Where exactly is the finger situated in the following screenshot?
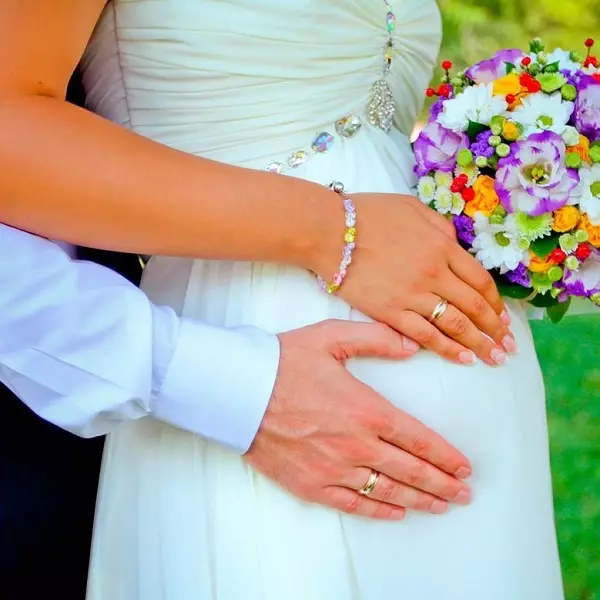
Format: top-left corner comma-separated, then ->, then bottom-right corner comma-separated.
438,276 -> 516,354
366,442 -> 471,505
374,394 -> 472,479
344,468 -> 449,514
393,310 -> 477,366
449,247 -> 509,323
415,294 -> 508,367
320,486 -> 406,521
321,320 -> 420,362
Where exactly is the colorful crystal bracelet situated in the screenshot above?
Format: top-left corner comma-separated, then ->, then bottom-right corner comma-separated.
317,181 -> 357,295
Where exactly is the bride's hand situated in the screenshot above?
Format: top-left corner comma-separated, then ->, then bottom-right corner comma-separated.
314,192 -> 515,367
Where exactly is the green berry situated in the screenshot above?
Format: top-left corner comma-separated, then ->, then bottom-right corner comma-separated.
591,181 -> 600,197
590,145 -> 600,164
496,143 -> 511,158
575,229 -> 590,243
518,237 -> 531,251
561,84 -> 577,101
548,266 -> 564,282
530,38 -> 545,53
475,156 -> 489,168
457,149 -> 474,167
565,256 -> 580,271
565,152 -> 582,169
489,135 -> 502,148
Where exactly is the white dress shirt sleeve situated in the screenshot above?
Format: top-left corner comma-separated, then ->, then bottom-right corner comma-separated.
0,225 -> 280,454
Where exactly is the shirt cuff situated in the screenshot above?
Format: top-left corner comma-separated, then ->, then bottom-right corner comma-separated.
151,319 -> 280,454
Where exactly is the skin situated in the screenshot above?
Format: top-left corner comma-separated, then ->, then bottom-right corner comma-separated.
0,0 -> 518,518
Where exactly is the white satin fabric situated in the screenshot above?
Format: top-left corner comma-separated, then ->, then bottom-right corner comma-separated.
84,1 -> 564,598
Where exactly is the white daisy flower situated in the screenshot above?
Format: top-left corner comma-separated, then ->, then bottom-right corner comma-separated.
578,164 -> 600,225
417,176 -> 436,203
530,48 -> 582,74
510,92 -> 574,137
472,214 -> 528,273
437,83 -> 508,133
434,171 -> 453,188
434,186 -> 454,214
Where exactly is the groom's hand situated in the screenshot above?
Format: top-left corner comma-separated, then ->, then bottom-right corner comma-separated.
245,320 -> 471,521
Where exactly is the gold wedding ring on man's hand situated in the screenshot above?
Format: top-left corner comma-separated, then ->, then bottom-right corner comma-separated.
428,299 -> 449,323
358,471 -> 380,497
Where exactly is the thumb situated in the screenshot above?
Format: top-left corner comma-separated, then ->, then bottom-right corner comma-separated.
325,320 -> 420,362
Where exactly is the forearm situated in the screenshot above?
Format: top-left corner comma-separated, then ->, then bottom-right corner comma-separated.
0,94 -> 339,272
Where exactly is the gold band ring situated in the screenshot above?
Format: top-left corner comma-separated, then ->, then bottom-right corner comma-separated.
428,299 -> 449,323
358,471 -> 380,497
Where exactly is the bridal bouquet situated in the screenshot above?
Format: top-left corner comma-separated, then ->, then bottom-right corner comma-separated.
414,38 -> 600,321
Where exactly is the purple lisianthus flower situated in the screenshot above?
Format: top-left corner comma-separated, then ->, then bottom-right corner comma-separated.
466,49 -> 525,85
573,75 -> 600,142
429,97 -> 446,123
453,214 -> 475,245
470,130 -> 496,160
561,69 -> 584,88
495,131 -> 580,216
563,251 -> 600,297
413,121 -> 469,177
505,262 -> 532,288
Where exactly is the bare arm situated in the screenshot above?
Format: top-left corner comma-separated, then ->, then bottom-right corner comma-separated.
0,0 -> 337,269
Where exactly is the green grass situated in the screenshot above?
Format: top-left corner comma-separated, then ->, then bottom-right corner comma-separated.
532,315 -> 600,600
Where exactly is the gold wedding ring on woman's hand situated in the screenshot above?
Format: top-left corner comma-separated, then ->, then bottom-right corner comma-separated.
358,470 -> 380,497
428,299 -> 449,323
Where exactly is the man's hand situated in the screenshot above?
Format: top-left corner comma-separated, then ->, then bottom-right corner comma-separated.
245,320 -> 472,521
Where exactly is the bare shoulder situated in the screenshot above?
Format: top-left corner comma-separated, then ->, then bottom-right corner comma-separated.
0,0 -> 107,97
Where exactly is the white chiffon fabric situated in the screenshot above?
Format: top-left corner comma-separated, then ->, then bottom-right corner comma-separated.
84,1 -> 564,598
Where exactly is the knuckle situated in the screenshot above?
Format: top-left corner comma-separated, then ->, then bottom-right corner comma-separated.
417,327 -> 436,346
373,503 -> 395,520
446,313 -> 469,336
409,434 -> 433,457
470,294 -> 487,315
342,494 -> 363,515
375,478 -> 396,504
404,459 -> 428,487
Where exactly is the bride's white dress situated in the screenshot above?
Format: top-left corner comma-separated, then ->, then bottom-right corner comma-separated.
84,1 -> 564,598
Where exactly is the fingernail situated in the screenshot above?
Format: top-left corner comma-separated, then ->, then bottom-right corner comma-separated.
501,335 -> 517,354
500,309 -> 511,325
459,351 -> 477,365
402,336 -> 420,353
453,489 -> 471,505
455,467 -> 471,479
490,348 -> 507,366
430,499 -> 449,515
390,509 -> 406,521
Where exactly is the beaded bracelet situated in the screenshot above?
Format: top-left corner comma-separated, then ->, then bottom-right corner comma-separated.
316,181 -> 357,295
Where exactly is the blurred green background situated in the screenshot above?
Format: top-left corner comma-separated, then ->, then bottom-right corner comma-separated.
436,2 -> 600,597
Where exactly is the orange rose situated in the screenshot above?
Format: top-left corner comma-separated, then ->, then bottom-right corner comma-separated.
580,214 -> 600,246
464,175 -> 500,218
528,252 -> 553,273
552,206 -> 580,232
569,135 -> 590,163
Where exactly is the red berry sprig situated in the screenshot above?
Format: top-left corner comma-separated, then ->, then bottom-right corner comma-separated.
584,38 -> 598,69
519,73 -> 541,93
437,83 -> 452,98
450,174 -> 469,193
505,93 -> 516,104
441,60 -> 453,72
549,248 -> 567,264
461,187 -> 475,202
426,87 -> 436,97
575,243 -> 592,261
521,56 -> 532,67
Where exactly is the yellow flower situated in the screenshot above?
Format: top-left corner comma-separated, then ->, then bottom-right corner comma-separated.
552,206 -> 580,232
569,134 -> 590,164
493,74 -> 522,98
502,120 -> 521,142
464,175 -> 500,218
529,252 -> 553,273
580,214 -> 600,246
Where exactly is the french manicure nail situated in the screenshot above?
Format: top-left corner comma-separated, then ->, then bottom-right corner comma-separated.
403,336 -> 420,353
430,499 -> 449,515
455,467 -> 471,479
500,309 -> 511,325
453,489 -> 471,505
459,351 -> 477,365
491,348 -> 508,366
501,335 -> 517,354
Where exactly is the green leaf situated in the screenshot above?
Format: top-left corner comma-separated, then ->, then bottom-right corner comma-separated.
496,279 -> 533,299
505,62 -> 516,74
546,297 -> 572,323
530,234 -> 560,259
530,292 -> 559,307
466,120 -> 488,141
543,61 -> 561,73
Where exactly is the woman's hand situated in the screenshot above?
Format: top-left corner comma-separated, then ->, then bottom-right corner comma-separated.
311,192 -> 514,367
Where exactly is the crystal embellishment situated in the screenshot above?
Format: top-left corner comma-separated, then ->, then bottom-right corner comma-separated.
265,161 -> 285,174
311,132 -> 335,153
367,80 -> 395,133
288,150 -> 309,168
335,115 -> 363,138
